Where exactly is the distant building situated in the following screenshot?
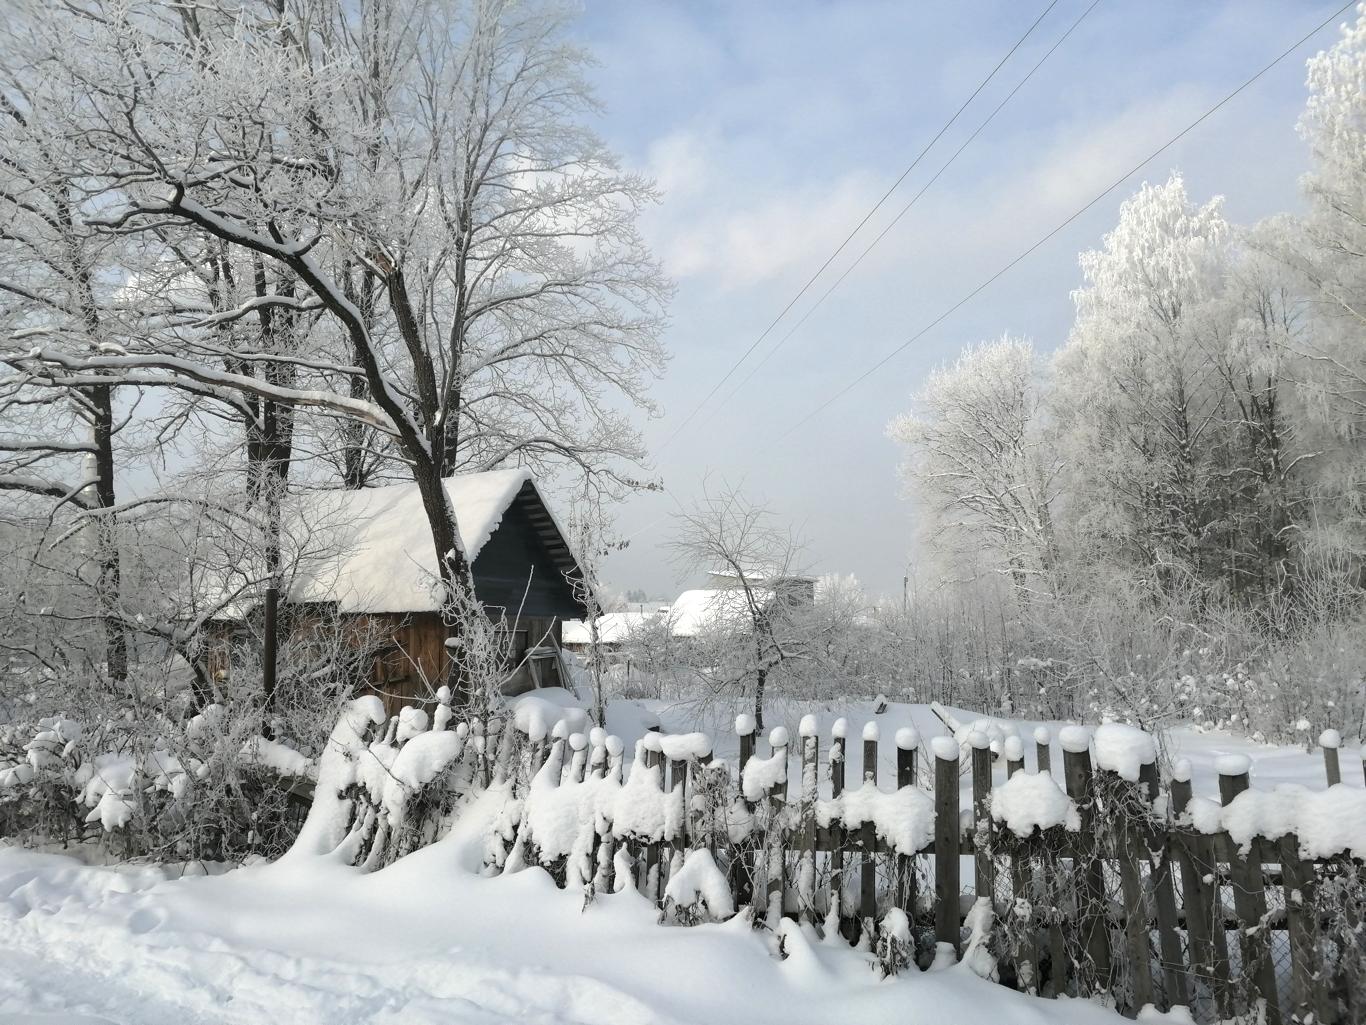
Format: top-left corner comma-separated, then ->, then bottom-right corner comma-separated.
205,469 -> 588,714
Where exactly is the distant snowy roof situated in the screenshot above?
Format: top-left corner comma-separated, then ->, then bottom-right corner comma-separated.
562,610 -> 660,646
669,588 -> 772,638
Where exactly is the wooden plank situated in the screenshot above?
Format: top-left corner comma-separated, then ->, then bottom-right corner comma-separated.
1139,762 -> 1186,1011
1004,748 -> 1037,995
934,739 -> 961,955
664,756 -> 687,896
1110,770 -> 1154,1013
1218,766 -> 1280,1025
829,720 -> 848,939
1062,739 -> 1110,996
861,726 -> 879,941
1170,773 -> 1233,1019
1278,833 -> 1326,1025
1028,728 -> 1066,998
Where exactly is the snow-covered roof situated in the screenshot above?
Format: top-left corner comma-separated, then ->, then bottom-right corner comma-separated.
209,469 -> 581,617
561,610 -> 660,646
286,469 -> 538,613
669,588 -> 771,638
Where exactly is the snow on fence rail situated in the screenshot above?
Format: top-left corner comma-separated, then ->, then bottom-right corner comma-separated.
303,695 -> 1366,1025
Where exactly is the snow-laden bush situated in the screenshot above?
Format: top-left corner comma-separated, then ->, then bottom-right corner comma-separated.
0,699 -> 316,862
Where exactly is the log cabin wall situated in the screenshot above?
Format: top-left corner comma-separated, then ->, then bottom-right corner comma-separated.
362,612 -> 567,717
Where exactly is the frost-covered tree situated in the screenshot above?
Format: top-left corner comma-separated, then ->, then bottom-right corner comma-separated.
888,337 -> 1060,587
1051,175 -> 1241,594
668,484 -> 809,731
0,0 -> 668,700
0,23 -> 142,682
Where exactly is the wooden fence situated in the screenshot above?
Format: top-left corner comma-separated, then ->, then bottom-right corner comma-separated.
329,703 -> 1366,1025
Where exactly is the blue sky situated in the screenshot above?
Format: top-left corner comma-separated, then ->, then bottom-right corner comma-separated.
570,0 -> 1347,600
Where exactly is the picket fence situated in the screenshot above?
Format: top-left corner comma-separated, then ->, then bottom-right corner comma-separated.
325,704 -> 1366,1025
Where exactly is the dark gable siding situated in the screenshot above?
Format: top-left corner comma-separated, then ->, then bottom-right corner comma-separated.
471,487 -> 585,620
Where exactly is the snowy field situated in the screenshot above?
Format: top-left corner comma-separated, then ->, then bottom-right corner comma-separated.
3,696 -> 1359,1024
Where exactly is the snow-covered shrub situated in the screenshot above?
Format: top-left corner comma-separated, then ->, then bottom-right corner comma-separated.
661,848 -> 734,925
0,692 -> 318,862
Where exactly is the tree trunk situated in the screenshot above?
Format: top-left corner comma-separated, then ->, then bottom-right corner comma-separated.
89,381 -> 127,683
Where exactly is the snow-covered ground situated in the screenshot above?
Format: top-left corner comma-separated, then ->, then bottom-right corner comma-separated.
2,786 -> 1147,1025
2,694 -> 1358,1025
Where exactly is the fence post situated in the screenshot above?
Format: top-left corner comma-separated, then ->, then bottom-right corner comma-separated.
829,718 -> 848,940
595,736 -> 624,894
861,722 -> 879,942
569,732 -> 589,784
1170,761 -> 1232,1019
932,735 -> 961,956
1320,729 -> 1342,786
969,730 -> 995,908
1061,725 -> 1110,997
1218,755 -> 1280,1025
765,726 -> 790,930
734,715 -> 756,910
895,727 -> 919,924
588,726 -> 607,780
798,716 -> 819,926
1033,726 -> 1052,776
641,732 -> 663,901
1138,760 -> 1185,1011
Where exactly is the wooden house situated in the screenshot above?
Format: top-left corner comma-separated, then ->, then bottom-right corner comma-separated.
206,469 -> 588,715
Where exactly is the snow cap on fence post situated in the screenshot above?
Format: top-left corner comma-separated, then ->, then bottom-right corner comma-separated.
769,726 -> 789,750
589,726 -> 606,747
551,718 -> 568,741
930,735 -> 960,762
799,714 -> 818,738
569,732 -> 587,751
1170,757 -> 1192,783
1092,722 -> 1156,782
1003,735 -> 1024,766
967,729 -> 990,751
1032,726 -> 1050,745
895,726 -> 919,751
641,731 -> 663,768
862,721 -> 880,743
832,717 -> 848,739
734,713 -> 756,737
1058,725 -> 1091,754
1214,754 -> 1251,778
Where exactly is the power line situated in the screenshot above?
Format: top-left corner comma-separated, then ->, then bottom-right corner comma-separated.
652,0 -> 1061,454
768,0 -> 1354,447
716,0 -> 1103,409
